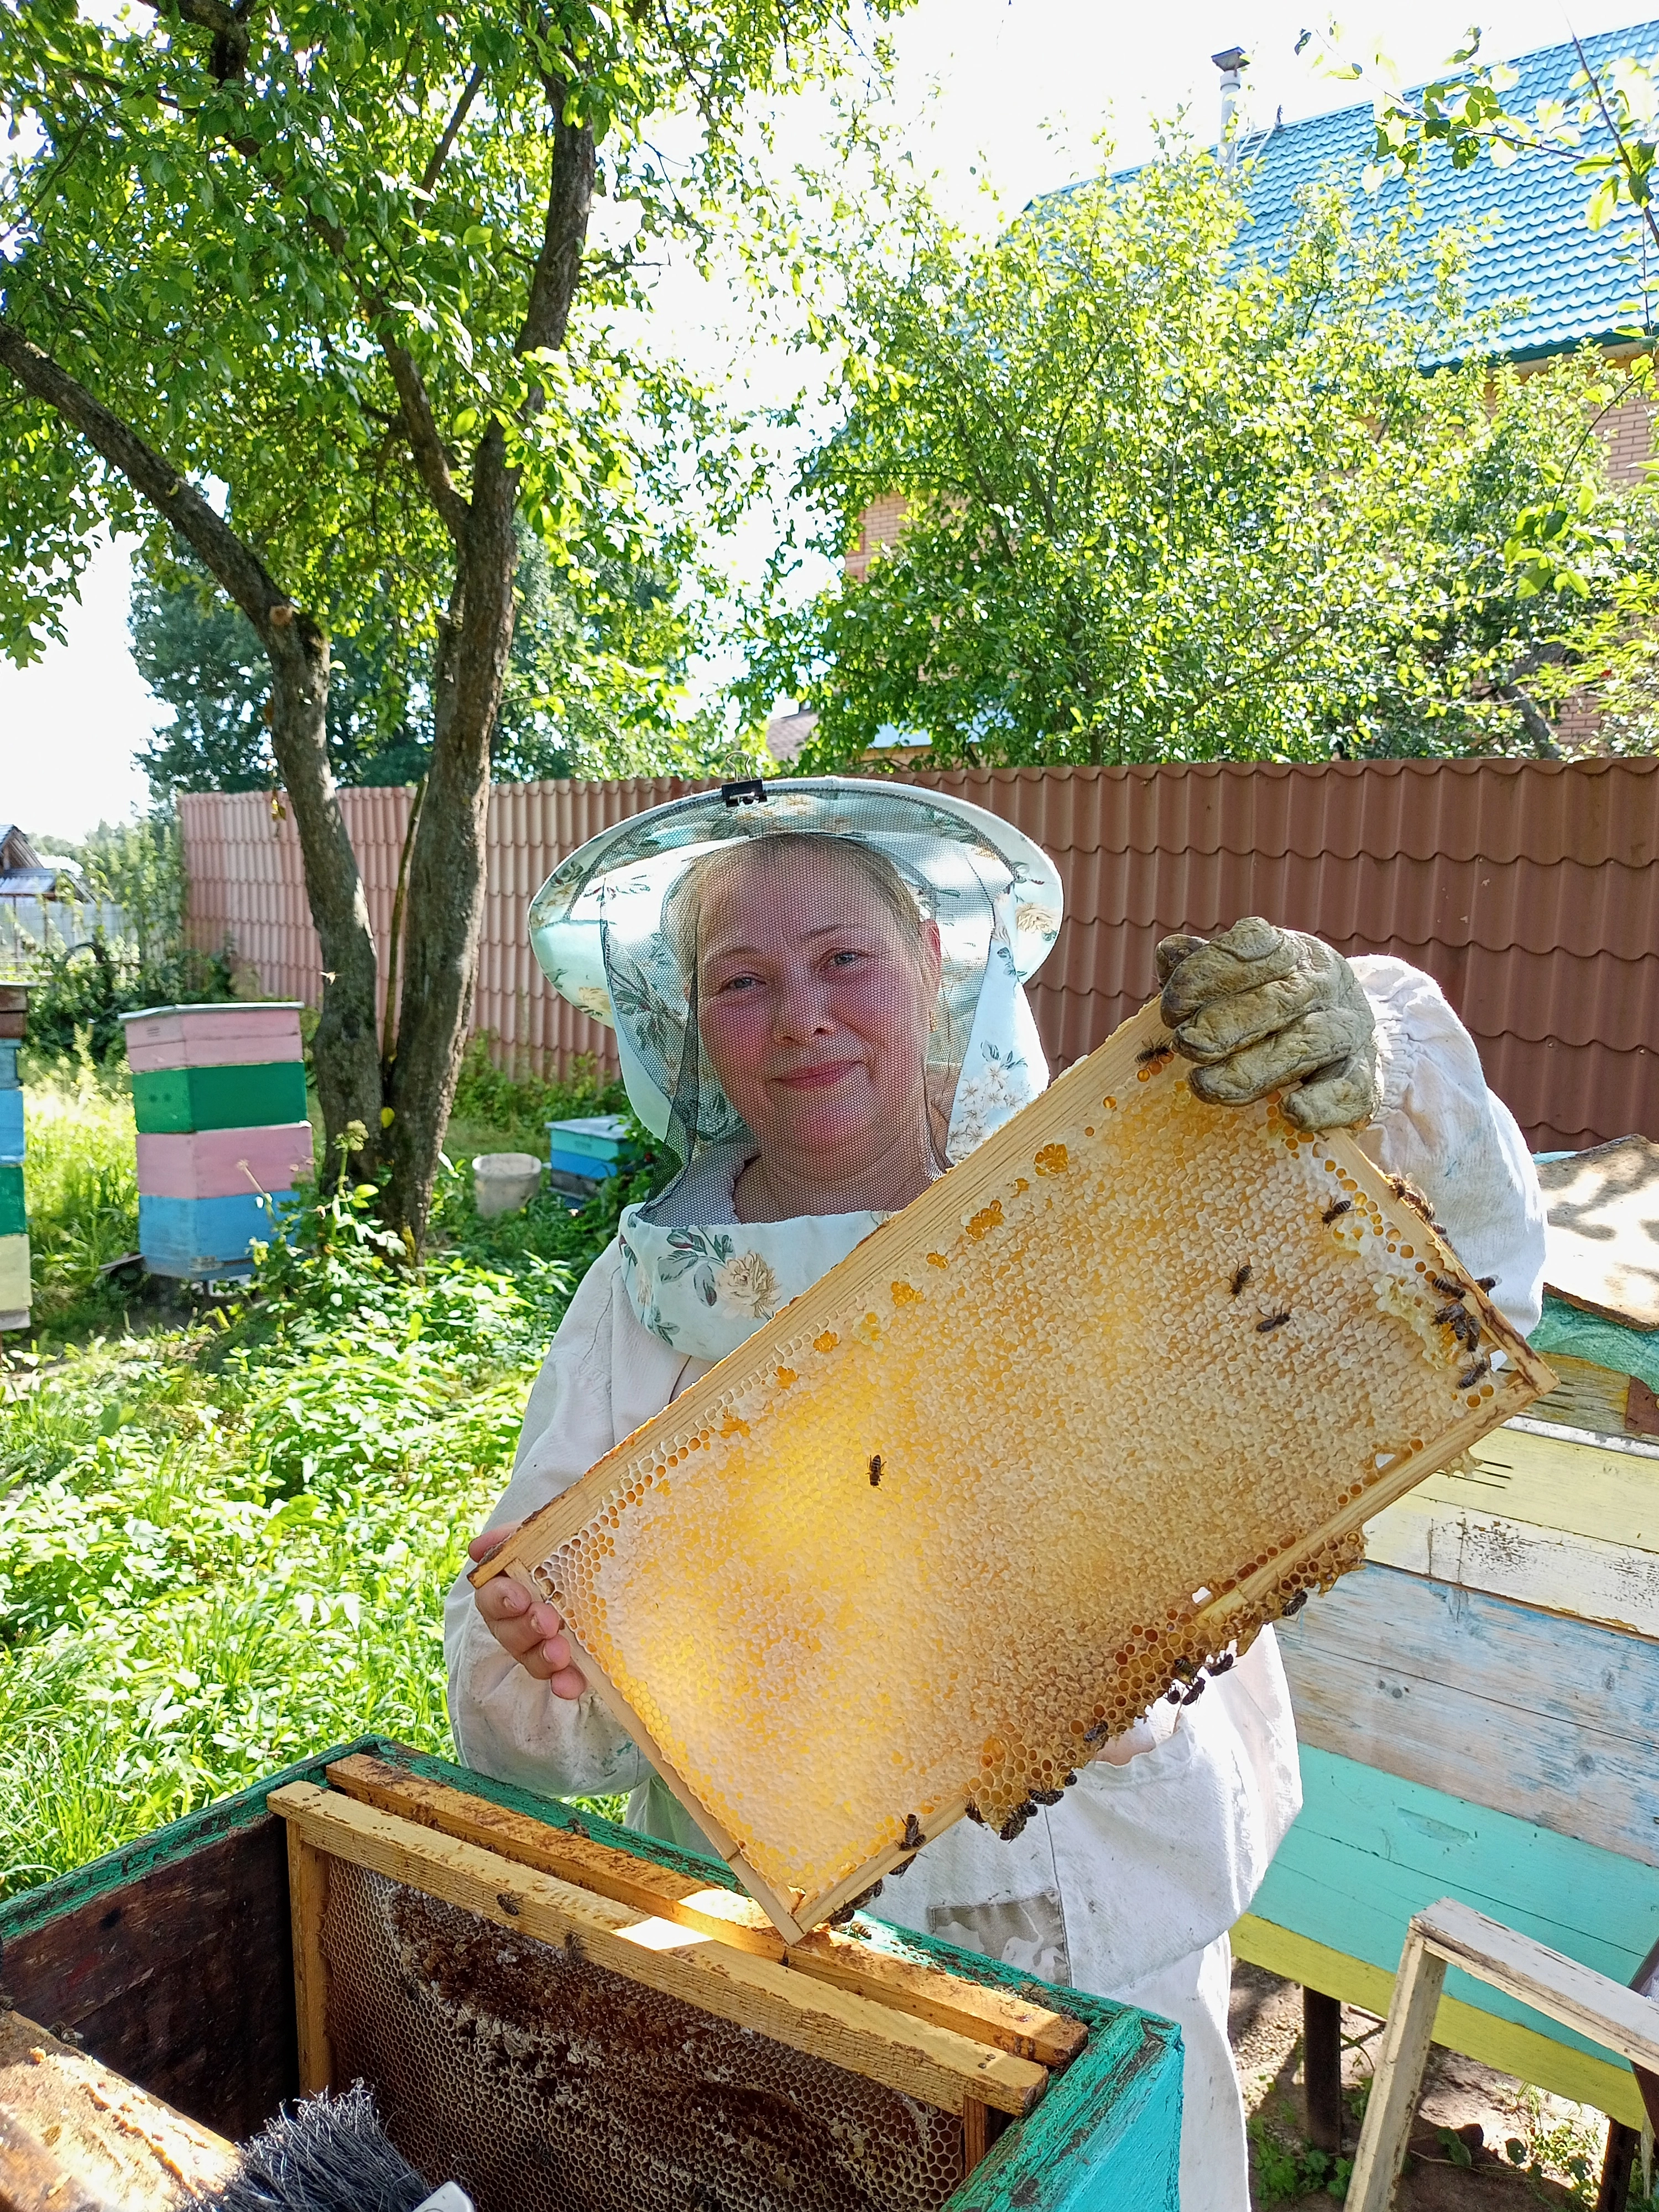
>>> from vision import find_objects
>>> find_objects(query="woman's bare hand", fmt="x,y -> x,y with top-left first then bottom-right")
467,1525 -> 587,1700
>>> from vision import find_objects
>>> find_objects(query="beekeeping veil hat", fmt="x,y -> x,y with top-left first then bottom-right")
528,778 -> 1063,1172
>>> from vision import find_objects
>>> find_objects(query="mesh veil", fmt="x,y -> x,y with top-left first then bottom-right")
529,780 -> 1063,1172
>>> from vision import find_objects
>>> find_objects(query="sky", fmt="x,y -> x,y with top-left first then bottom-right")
4,0 -> 1656,839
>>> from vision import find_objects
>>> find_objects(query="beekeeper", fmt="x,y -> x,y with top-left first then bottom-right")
445,779 -> 1545,2212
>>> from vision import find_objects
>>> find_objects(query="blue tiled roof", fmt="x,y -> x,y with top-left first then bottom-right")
1124,20 -> 1659,359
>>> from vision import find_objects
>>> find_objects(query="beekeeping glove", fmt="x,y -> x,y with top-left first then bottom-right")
1155,917 -> 1381,1131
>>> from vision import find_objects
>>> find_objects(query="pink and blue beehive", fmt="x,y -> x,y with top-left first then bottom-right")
122,1002 -> 312,1280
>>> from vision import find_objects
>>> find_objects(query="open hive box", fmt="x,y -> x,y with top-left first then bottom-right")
474,1003 -> 1553,1942
0,1740 -> 1182,2212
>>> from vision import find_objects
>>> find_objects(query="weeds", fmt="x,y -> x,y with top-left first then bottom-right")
0,1083 -> 660,1895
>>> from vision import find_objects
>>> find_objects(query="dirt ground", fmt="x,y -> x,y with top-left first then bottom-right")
1232,1960 -> 1626,2208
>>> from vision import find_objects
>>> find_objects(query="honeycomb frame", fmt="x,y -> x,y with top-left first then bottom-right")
474,1001 -> 1553,1942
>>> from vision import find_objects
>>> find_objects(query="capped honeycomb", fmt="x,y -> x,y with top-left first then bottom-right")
323,1860 -> 967,2212
475,1005 -> 1552,1939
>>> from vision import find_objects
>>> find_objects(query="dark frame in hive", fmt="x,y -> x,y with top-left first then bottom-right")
0,1736 -> 1185,2212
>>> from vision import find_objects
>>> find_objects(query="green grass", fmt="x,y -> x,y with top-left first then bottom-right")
18,1051 -> 145,1340
0,1055 -> 674,1898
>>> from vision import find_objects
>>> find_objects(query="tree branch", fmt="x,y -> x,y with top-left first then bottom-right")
518,71 -> 595,366
0,316 -> 288,638
377,338 -> 472,541
135,0 -> 257,83
420,61 -> 485,196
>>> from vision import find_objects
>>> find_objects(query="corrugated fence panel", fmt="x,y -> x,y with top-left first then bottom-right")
180,758 -> 1659,1151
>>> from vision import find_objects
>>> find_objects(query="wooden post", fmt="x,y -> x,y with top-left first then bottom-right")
1345,1934 -> 1447,2212
1303,1986 -> 1343,2153
285,1827 -> 332,2096
963,2096 -> 989,2176
1599,2120 -> 1639,2212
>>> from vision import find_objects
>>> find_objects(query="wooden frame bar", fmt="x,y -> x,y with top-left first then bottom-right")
326,1754 -> 1084,2069
1348,1900 -> 1659,2212
284,1825 -> 332,2097
269,1783 -> 1048,2120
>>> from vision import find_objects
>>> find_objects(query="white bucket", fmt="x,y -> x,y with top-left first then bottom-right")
472,1152 -> 543,1218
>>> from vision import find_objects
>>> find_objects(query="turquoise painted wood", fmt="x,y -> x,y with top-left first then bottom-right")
0,1160 -> 23,1236
547,1112 -> 635,1162
0,1738 -> 1183,2211
1255,1747 -> 1659,2068
131,1061 -> 309,1135
0,1087 -> 21,1162
1278,1561 -> 1659,1867
0,1041 -> 19,1088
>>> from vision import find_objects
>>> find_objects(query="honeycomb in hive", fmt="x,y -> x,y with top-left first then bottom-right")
474,1003 -> 1552,1941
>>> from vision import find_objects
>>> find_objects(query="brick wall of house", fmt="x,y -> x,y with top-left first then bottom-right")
843,491 -> 908,582
1603,384 -> 1656,486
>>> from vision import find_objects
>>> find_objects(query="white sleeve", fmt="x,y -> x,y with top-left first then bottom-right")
1351,956 -> 1547,1338
442,1244 -> 649,1800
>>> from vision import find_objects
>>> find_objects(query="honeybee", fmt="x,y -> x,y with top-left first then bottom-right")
1257,1309 -> 1292,1333
1230,1263 -> 1253,1297
1458,1356 -> 1491,1390
1181,1676 -> 1207,1705
1427,1272 -> 1465,1300
1389,1173 -> 1437,1225
868,1455 -> 883,1487
1281,1589 -> 1309,1617
964,1801 -> 986,1827
1475,1275 -> 1498,1291
1322,1198 -> 1354,1224
901,1812 -> 925,1852
1208,1651 -> 1235,1676
1137,1039 -> 1176,1070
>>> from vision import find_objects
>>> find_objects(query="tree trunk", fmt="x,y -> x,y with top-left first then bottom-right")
0,319 -> 384,1172
379,95 -> 596,1243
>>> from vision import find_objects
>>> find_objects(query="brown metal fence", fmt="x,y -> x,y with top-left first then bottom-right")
180,757 -> 1659,1154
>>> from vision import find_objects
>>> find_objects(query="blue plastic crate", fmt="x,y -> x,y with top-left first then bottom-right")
0,1088 -> 21,1163
139,1190 -> 296,1280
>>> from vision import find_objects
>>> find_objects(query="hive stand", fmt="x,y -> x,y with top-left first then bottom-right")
1347,1901 -> 1659,2212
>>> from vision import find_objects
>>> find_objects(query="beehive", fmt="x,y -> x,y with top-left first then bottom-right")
0,1000 -> 27,1333
0,1740 -> 1185,2212
122,1002 -> 310,1280
475,1003 -> 1553,1941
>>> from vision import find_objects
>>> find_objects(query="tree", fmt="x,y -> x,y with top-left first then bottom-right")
132,530 -> 752,798
1,0 -> 880,1240
739,147 -> 1659,767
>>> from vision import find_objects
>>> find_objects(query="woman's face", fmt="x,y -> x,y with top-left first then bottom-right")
695,844 -> 941,1171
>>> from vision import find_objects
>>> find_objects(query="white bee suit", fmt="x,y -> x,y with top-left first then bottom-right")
447,954 -> 1545,2212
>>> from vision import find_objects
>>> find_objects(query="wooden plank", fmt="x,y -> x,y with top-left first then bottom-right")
1532,1356 -> 1634,1439
284,1828 -> 331,2096
0,1806 -> 302,2143
1231,1917 -> 1648,2129
1406,1423 -> 1659,1551
1345,1934 -> 1448,2212
1417,1900 -> 1659,2073
1539,1137 -> 1659,1331
1364,1495 -> 1659,1640
268,1783 -> 1048,2119
1282,1749 -> 1659,1965
1279,1564 -> 1659,1867
325,1754 -> 1086,2069
0,2011 -> 237,2212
